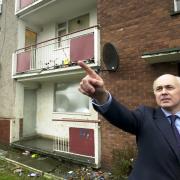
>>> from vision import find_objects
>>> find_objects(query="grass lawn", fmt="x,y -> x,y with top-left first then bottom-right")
0,158 -> 48,180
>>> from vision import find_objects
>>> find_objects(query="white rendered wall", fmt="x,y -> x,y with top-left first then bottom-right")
89,7 -> 97,26
11,82 -> 24,143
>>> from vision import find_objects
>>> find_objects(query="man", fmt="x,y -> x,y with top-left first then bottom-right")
78,61 -> 180,180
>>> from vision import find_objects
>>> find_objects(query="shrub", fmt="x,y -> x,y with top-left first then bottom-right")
111,145 -> 137,179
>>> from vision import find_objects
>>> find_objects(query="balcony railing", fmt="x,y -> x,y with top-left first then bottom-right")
53,128 -> 95,158
12,26 -> 100,77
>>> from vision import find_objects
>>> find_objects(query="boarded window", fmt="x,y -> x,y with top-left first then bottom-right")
54,82 -> 89,113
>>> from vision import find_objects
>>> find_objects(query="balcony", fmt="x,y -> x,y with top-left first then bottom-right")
15,0 -> 96,28
12,26 -> 100,80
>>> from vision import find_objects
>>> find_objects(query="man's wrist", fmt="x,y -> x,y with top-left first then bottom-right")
93,90 -> 109,105
92,91 -> 111,106
92,92 -> 112,113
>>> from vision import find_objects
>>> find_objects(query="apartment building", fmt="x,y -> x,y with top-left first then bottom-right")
1,0 -> 101,167
0,0 -> 180,168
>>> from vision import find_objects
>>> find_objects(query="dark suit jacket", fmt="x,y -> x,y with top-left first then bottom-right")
94,97 -> 180,180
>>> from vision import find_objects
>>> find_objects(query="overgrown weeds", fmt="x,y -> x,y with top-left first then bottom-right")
111,145 -> 137,179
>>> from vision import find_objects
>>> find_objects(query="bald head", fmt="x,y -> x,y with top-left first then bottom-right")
153,74 -> 180,91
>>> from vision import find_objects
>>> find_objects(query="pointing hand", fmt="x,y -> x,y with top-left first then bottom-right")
78,61 -> 109,104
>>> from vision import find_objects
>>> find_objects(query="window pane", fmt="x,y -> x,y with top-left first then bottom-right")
54,82 -> 89,113
68,14 -> 89,33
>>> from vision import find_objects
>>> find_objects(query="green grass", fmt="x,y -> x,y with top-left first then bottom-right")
0,159 -> 48,179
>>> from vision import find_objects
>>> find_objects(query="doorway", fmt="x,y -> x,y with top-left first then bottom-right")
25,29 -> 37,47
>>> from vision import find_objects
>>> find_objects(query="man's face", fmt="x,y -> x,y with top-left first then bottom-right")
153,75 -> 180,113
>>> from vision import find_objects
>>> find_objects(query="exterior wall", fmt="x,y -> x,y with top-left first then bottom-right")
97,0 -> 180,167
36,80 -> 101,165
89,7 -> 97,26
0,0 -> 17,117
36,82 -> 54,136
11,82 -> 24,143
36,81 -> 98,137
0,0 -> 18,144
17,20 -> 26,49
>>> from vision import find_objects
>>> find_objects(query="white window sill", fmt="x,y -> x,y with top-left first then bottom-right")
52,111 -> 91,116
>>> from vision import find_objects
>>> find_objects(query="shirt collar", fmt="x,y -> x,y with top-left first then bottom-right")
161,108 -> 180,118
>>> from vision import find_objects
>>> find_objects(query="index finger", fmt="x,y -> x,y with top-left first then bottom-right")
78,61 -> 97,77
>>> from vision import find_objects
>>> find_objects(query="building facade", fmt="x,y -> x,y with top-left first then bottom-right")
0,0 -> 180,168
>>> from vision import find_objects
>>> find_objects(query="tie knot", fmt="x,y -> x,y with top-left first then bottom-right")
169,115 -> 178,124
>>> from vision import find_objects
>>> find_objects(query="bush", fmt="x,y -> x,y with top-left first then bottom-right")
111,145 -> 137,179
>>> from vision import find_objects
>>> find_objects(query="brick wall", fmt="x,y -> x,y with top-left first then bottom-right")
97,0 -> 180,168
0,119 -> 10,144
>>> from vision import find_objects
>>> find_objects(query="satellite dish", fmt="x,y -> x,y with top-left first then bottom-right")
102,43 -> 119,72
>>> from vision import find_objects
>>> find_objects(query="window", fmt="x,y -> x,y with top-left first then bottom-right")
54,82 -> 89,113
68,14 -> 89,33
174,0 -> 180,12
57,14 -> 90,46
57,22 -> 67,47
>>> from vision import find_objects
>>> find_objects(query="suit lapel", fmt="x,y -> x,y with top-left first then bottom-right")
154,108 -> 180,164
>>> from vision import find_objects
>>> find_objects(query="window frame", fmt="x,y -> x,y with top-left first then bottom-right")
56,14 -> 90,44
56,22 -> 68,48
52,80 -> 98,121
53,82 -> 91,115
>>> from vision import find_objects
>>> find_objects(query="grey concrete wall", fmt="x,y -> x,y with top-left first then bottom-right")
0,0 -> 17,118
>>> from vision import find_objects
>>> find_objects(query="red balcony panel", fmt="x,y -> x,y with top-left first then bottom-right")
70,33 -> 94,63
20,0 -> 33,8
69,127 -> 94,156
16,51 -> 30,73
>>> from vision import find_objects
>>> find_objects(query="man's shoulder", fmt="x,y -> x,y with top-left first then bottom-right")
136,105 -> 158,113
